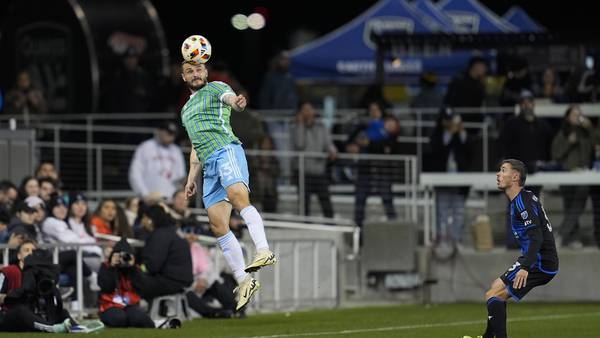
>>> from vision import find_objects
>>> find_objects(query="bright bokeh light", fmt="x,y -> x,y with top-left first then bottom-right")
247,13 -> 266,30
231,14 -> 248,30
391,58 -> 402,68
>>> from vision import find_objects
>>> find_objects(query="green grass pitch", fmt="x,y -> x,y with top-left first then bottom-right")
3,303 -> 600,337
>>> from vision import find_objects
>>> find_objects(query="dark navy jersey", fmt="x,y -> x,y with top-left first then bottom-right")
509,189 -> 559,273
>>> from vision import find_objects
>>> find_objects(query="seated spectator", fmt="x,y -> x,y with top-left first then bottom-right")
124,197 -> 140,229
0,180 -> 18,213
98,237 -> 154,328
169,190 -> 209,235
35,162 -> 59,182
186,241 -> 236,318
38,177 -> 57,204
24,196 -> 47,242
90,199 -> 133,238
128,121 -> 186,201
18,176 -> 39,202
0,241 -> 77,333
132,203 -> 193,300
4,70 -> 47,115
65,192 -> 103,272
7,201 -> 38,242
0,207 -> 10,243
552,105 -> 594,249
41,194 -> 99,290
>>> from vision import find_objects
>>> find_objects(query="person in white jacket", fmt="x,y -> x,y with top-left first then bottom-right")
41,194 -> 100,291
128,121 -> 186,201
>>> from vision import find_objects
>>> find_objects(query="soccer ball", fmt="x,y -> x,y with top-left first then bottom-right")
181,35 -> 212,63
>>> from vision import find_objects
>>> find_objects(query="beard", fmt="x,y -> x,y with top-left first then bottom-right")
187,77 -> 207,91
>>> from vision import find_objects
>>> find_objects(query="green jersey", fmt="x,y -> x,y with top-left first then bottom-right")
181,81 -> 240,163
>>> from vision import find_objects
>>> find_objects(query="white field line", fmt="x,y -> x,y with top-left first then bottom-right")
246,311 -> 600,338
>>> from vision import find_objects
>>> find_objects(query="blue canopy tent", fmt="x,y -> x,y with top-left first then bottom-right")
290,0 -> 480,83
503,6 -> 545,33
413,0 -> 460,32
438,0 -> 518,33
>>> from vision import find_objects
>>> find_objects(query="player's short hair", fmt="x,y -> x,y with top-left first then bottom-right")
502,159 -> 527,186
181,60 -> 203,67
17,238 -> 38,253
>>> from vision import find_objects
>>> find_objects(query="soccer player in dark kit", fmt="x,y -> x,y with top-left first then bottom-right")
482,159 -> 559,338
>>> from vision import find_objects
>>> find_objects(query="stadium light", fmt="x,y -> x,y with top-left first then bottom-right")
247,13 -> 266,30
231,14 -> 248,30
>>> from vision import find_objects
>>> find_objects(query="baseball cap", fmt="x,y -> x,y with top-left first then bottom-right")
47,194 -> 67,211
15,201 -> 36,214
158,121 -> 178,135
25,196 -> 45,209
518,89 -> 534,103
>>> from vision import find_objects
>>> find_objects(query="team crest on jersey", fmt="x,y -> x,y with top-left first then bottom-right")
521,211 -> 528,219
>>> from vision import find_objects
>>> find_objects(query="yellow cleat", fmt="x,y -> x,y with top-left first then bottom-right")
235,275 -> 260,311
244,250 -> 277,273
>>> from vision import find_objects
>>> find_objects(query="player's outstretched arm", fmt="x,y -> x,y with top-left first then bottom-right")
223,93 -> 247,112
185,148 -> 202,200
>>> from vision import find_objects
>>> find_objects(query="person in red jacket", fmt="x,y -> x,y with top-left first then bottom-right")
98,237 -> 153,328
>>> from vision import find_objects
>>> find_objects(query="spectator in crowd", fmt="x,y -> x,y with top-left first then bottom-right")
591,120 -> 600,248
0,240 -> 79,333
18,176 -> 39,202
90,200 -> 133,238
66,192 -> 103,271
41,194 -> 99,289
129,121 -> 186,201
124,197 -> 140,229
499,90 -> 553,176
35,162 -> 59,182
24,196 -> 46,240
292,101 -> 337,218
98,237 -> 154,328
499,58 -> 534,107
0,180 -> 18,214
186,240 -> 236,318
251,135 -> 280,213
410,72 -> 444,123
133,202 -> 193,300
6,201 -> 38,243
499,90 -> 552,248
552,105 -> 594,249
108,48 -> 153,113
3,70 -> 47,115
230,92 -> 266,150
425,108 -> 472,245
0,207 -> 10,243
38,178 -> 57,204
564,62 -> 597,103
444,56 -> 487,124
534,67 -> 565,102
168,190 -> 209,235
259,51 -> 299,111
346,102 -> 398,228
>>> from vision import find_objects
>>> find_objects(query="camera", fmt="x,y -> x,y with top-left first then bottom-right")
116,252 -> 133,267
37,277 -> 55,296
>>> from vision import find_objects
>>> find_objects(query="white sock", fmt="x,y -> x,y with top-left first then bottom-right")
217,231 -> 248,283
240,205 -> 269,251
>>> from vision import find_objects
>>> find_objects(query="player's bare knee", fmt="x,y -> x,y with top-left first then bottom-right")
210,223 -> 228,237
227,185 -> 249,210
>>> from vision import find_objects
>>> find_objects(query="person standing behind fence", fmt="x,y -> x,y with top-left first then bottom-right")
551,105 -> 593,249
128,121 -> 186,202
444,56 -> 487,124
250,135 -> 280,213
292,101 -> 337,218
258,51 -> 298,112
347,102 -> 398,228
425,107 -> 472,245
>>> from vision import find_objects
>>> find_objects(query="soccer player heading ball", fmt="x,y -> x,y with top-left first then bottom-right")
482,159 -> 559,337
179,35 -> 276,311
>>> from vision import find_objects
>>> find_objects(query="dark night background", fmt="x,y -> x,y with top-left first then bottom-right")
1,0 -> 599,104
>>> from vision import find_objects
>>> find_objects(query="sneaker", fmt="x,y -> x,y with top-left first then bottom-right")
234,275 -> 260,311
244,250 -> 277,273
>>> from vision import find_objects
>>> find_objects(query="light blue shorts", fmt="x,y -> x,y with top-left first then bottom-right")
202,142 -> 249,208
